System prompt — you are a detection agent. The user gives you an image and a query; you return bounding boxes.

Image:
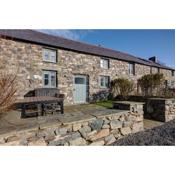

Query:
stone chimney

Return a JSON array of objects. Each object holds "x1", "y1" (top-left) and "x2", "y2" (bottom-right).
[{"x1": 149, "y1": 56, "x2": 157, "y2": 63}]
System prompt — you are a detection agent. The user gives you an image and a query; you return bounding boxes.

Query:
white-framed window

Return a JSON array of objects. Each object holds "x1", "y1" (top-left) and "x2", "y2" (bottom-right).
[
  {"x1": 43, "y1": 48, "x2": 57, "y2": 63},
  {"x1": 129, "y1": 63, "x2": 135, "y2": 75},
  {"x1": 172, "y1": 70, "x2": 175, "y2": 76},
  {"x1": 154, "y1": 67, "x2": 160, "y2": 73},
  {"x1": 99, "y1": 76, "x2": 110, "y2": 88},
  {"x1": 100, "y1": 58, "x2": 109, "y2": 69},
  {"x1": 166, "y1": 80, "x2": 174, "y2": 88},
  {"x1": 42, "y1": 70, "x2": 57, "y2": 88}
]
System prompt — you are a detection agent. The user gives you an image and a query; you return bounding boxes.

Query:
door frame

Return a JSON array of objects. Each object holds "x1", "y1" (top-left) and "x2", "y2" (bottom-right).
[{"x1": 73, "y1": 74, "x2": 89, "y2": 104}]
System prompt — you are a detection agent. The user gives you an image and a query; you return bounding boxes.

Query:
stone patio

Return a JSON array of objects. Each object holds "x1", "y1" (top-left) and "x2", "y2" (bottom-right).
[
  {"x1": 0, "y1": 103, "x2": 164, "y2": 137},
  {"x1": 0, "y1": 104, "x2": 126, "y2": 135}
]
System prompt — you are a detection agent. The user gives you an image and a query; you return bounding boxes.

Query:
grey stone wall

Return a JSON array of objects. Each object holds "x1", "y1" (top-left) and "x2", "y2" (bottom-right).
[
  {"x1": 1, "y1": 37, "x2": 175, "y2": 104},
  {"x1": 145, "y1": 98, "x2": 175, "y2": 122},
  {"x1": 0, "y1": 102, "x2": 144, "y2": 146}
]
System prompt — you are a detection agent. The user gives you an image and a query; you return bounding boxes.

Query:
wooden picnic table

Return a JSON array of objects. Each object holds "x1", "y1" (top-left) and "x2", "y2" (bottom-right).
[{"x1": 16, "y1": 96, "x2": 64, "y2": 118}]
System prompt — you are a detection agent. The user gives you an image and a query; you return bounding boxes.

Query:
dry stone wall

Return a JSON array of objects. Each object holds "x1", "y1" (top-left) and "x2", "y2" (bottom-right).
[
  {"x1": 146, "y1": 98, "x2": 175, "y2": 122},
  {"x1": 0, "y1": 102, "x2": 144, "y2": 146}
]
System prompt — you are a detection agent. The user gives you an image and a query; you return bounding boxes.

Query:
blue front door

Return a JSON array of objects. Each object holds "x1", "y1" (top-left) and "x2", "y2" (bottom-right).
[{"x1": 73, "y1": 75, "x2": 87, "y2": 103}]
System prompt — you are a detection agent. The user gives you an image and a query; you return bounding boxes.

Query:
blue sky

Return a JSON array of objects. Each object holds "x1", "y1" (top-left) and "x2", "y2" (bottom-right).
[{"x1": 39, "y1": 30, "x2": 175, "y2": 68}]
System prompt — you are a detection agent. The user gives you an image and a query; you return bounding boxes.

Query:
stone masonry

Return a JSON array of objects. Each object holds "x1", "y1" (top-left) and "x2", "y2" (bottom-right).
[
  {"x1": 1, "y1": 37, "x2": 175, "y2": 105},
  {"x1": 145, "y1": 98, "x2": 175, "y2": 122},
  {"x1": 0, "y1": 102, "x2": 144, "y2": 146}
]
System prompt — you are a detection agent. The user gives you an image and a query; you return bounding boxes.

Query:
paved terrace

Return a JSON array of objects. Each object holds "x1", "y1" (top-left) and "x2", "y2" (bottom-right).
[
  {"x1": 0, "y1": 104, "x2": 164, "y2": 136},
  {"x1": 0, "y1": 104, "x2": 127, "y2": 135}
]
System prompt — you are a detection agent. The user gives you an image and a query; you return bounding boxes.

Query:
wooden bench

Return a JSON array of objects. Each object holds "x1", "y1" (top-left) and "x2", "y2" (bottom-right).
[{"x1": 17, "y1": 88, "x2": 65, "y2": 118}]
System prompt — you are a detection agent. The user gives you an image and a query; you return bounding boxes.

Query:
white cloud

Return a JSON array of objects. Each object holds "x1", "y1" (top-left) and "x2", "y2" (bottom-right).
[{"x1": 37, "y1": 29, "x2": 91, "y2": 41}]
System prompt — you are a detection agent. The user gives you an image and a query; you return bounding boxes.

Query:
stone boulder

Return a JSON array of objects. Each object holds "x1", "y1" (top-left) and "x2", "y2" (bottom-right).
[
  {"x1": 69, "y1": 137, "x2": 86, "y2": 146},
  {"x1": 132, "y1": 122, "x2": 143, "y2": 133},
  {"x1": 89, "y1": 140, "x2": 105, "y2": 146},
  {"x1": 28, "y1": 138, "x2": 47, "y2": 146},
  {"x1": 88, "y1": 129, "x2": 110, "y2": 141},
  {"x1": 104, "y1": 134, "x2": 116, "y2": 145},
  {"x1": 110, "y1": 120, "x2": 123, "y2": 129},
  {"x1": 120, "y1": 127, "x2": 131, "y2": 136},
  {"x1": 73, "y1": 123, "x2": 82, "y2": 131},
  {"x1": 89, "y1": 119, "x2": 103, "y2": 131},
  {"x1": 79, "y1": 126, "x2": 91, "y2": 138}
]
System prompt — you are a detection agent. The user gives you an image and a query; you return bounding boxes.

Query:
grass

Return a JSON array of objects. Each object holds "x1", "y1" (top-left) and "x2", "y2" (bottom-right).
[{"x1": 94, "y1": 100, "x2": 113, "y2": 108}]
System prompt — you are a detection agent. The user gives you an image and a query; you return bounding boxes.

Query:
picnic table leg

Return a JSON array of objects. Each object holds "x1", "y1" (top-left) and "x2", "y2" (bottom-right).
[
  {"x1": 37, "y1": 104, "x2": 41, "y2": 116},
  {"x1": 41, "y1": 103, "x2": 44, "y2": 116},
  {"x1": 21, "y1": 104, "x2": 26, "y2": 118},
  {"x1": 60, "y1": 101, "x2": 64, "y2": 114}
]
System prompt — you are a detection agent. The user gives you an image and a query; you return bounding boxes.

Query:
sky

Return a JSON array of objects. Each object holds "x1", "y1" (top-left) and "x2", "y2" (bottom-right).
[{"x1": 39, "y1": 30, "x2": 175, "y2": 68}]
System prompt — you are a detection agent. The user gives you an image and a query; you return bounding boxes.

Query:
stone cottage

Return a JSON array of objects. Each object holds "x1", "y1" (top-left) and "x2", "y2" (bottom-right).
[{"x1": 0, "y1": 30, "x2": 175, "y2": 105}]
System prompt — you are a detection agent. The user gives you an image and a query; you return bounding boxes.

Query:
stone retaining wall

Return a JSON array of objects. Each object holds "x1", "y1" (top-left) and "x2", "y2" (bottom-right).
[
  {"x1": 146, "y1": 98, "x2": 175, "y2": 122},
  {"x1": 0, "y1": 102, "x2": 144, "y2": 146}
]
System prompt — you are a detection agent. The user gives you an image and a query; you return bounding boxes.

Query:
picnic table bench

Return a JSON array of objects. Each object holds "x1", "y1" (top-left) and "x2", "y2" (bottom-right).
[{"x1": 16, "y1": 96, "x2": 64, "y2": 118}]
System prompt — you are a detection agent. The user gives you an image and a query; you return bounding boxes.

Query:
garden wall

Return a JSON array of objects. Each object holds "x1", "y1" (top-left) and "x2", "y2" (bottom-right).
[
  {"x1": 0, "y1": 102, "x2": 144, "y2": 146},
  {"x1": 145, "y1": 98, "x2": 175, "y2": 122}
]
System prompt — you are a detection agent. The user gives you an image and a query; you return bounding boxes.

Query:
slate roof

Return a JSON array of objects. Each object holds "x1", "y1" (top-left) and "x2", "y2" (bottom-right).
[{"x1": 0, "y1": 29, "x2": 174, "y2": 71}]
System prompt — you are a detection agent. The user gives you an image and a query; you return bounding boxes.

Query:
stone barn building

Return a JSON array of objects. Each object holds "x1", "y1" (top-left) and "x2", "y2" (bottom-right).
[{"x1": 0, "y1": 30, "x2": 175, "y2": 105}]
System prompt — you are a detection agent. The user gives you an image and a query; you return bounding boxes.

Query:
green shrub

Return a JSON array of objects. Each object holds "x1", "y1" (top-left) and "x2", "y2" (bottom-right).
[
  {"x1": 110, "y1": 78, "x2": 134, "y2": 99},
  {"x1": 138, "y1": 73, "x2": 164, "y2": 96}
]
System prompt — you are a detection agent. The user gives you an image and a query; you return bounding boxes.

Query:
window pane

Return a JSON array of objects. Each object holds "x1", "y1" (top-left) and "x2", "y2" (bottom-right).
[
  {"x1": 75, "y1": 77, "x2": 85, "y2": 84},
  {"x1": 43, "y1": 50, "x2": 50, "y2": 61},
  {"x1": 43, "y1": 71, "x2": 57, "y2": 87},
  {"x1": 43, "y1": 49, "x2": 57, "y2": 62},
  {"x1": 129, "y1": 63, "x2": 134, "y2": 75},
  {"x1": 105, "y1": 77, "x2": 109, "y2": 87},
  {"x1": 100, "y1": 60, "x2": 103, "y2": 68},
  {"x1": 44, "y1": 74, "x2": 49, "y2": 79},
  {"x1": 51, "y1": 75, "x2": 56, "y2": 87},
  {"x1": 44, "y1": 78, "x2": 49, "y2": 86},
  {"x1": 100, "y1": 59, "x2": 109, "y2": 69},
  {"x1": 155, "y1": 68, "x2": 158, "y2": 73},
  {"x1": 100, "y1": 76, "x2": 109, "y2": 88},
  {"x1": 50, "y1": 51, "x2": 56, "y2": 62},
  {"x1": 104, "y1": 60, "x2": 108, "y2": 68},
  {"x1": 100, "y1": 77, "x2": 104, "y2": 87},
  {"x1": 44, "y1": 74, "x2": 49, "y2": 86},
  {"x1": 50, "y1": 72, "x2": 56, "y2": 87}
]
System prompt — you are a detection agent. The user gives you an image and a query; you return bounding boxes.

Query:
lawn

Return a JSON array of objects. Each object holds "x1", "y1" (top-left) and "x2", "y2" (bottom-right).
[{"x1": 94, "y1": 100, "x2": 113, "y2": 108}]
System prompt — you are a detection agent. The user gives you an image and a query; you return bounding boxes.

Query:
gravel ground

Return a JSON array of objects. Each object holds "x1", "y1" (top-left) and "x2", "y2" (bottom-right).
[{"x1": 114, "y1": 119, "x2": 175, "y2": 146}]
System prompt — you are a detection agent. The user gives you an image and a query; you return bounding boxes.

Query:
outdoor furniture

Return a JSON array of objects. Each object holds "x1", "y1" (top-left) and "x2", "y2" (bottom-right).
[
  {"x1": 34, "y1": 88, "x2": 65, "y2": 115},
  {"x1": 16, "y1": 96, "x2": 64, "y2": 118},
  {"x1": 34, "y1": 88, "x2": 60, "y2": 97}
]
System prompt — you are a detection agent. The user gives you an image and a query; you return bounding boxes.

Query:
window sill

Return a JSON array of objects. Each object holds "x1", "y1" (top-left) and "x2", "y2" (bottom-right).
[
  {"x1": 99, "y1": 87, "x2": 109, "y2": 90},
  {"x1": 100, "y1": 67, "x2": 109, "y2": 70},
  {"x1": 42, "y1": 86, "x2": 57, "y2": 89},
  {"x1": 43, "y1": 60, "x2": 57, "y2": 64}
]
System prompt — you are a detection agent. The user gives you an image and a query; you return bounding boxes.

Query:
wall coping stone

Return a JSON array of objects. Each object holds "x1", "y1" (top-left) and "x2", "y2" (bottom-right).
[
  {"x1": 57, "y1": 110, "x2": 130, "y2": 125},
  {"x1": 148, "y1": 98, "x2": 175, "y2": 101},
  {"x1": 113, "y1": 101, "x2": 145, "y2": 105},
  {"x1": 95, "y1": 110, "x2": 129, "y2": 119},
  {"x1": 58, "y1": 115, "x2": 96, "y2": 125},
  {"x1": 39, "y1": 122, "x2": 62, "y2": 130}
]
